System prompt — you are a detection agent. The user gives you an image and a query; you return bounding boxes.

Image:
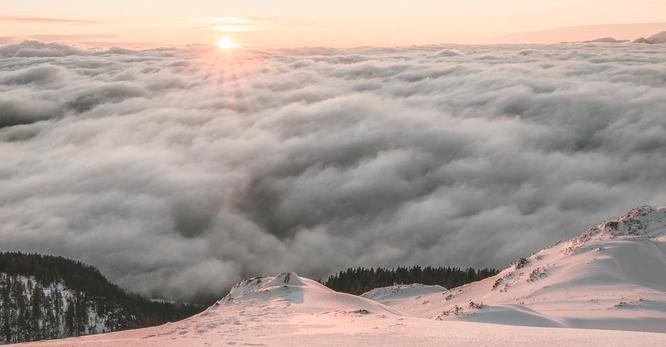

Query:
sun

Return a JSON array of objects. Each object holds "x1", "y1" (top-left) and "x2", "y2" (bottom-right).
[{"x1": 217, "y1": 37, "x2": 236, "y2": 49}]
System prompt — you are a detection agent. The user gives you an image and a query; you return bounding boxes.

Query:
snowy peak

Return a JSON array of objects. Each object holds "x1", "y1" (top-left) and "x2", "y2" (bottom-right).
[
  {"x1": 566, "y1": 206, "x2": 666, "y2": 252},
  {"x1": 359, "y1": 205, "x2": 666, "y2": 332},
  {"x1": 209, "y1": 272, "x2": 402, "y2": 317},
  {"x1": 220, "y1": 272, "x2": 306, "y2": 304},
  {"x1": 598, "y1": 205, "x2": 666, "y2": 237}
]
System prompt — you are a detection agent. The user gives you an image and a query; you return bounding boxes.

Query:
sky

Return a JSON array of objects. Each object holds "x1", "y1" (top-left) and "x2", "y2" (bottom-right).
[{"x1": 1, "y1": 1, "x2": 666, "y2": 47}]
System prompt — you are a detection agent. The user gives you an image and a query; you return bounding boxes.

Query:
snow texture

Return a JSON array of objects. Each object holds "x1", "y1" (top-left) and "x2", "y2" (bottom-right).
[{"x1": 13, "y1": 207, "x2": 666, "y2": 346}]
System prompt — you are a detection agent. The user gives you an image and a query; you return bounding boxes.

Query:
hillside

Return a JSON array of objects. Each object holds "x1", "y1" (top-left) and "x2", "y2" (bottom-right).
[
  {"x1": 634, "y1": 31, "x2": 666, "y2": 44},
  {"x1": 14, "y1": 272, "x2": 665, "y2": 346},
  {"x1": 647, "y1": 31, "x2": 666, "y2": 43},
  {"x1": 363, "y1": 206, "x2": 666, "y2": 332},
  {"x1": 0, "y1": 253, "x2": 200, "y2": 344},
  {"x1": 10, "y1": 206, "x2": 666, "y2": 346},
  {"x1": 583, "y1": 37, "x2": 628, "y2": 43}
]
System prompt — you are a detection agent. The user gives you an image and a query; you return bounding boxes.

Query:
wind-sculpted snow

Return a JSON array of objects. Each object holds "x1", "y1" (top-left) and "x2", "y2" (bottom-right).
[
  {"x1": 15, "y1": 269, "x2": 666, "y2": 347},
  {"x1": 1, "y1": 41, "x2": 666, "y2": 300},
  {"x1": 362, "y1": 283, "x2": 447, "y2": 302},
  {"x1": 207, "y1": 272, "x2": 401, "y2": 316},
  {"x1": 368, "y1": 206, "x2": 666, "y2": 333}
]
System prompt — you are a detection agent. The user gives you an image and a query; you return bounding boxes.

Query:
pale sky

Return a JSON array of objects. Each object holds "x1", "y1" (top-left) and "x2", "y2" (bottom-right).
[{"x1": 1, "y1": 0, "x2": 666, "y2": 47}]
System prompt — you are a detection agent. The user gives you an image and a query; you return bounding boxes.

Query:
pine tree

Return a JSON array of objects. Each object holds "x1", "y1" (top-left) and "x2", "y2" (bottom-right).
[
  {"x1": 1, "y1": 275, "x2": 12, "y2": 343},
  {"x1": 30, "y1": 283, "x2": 43, "y2": 340},
  {"x1": 0, "y1": 252, "x2": 201, "y2": 343},
  {"x1": 64, "y1": 300, "x2": 75, "y2": 337},
  {"x1": 323, "y1": 265, "x2": 499, "y2": 295}
]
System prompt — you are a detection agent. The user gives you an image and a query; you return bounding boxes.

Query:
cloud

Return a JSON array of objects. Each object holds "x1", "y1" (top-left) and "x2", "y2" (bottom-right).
[
  {"x1": 0, "y1": 16, "x2": 99, "y2": 25},
  {"x1": 0, "y1": 40, "x2": 85, "y2": 57},
  {"x1": 0, "y1": 64, "x2": 67, "y2": 85},
  {"x1": 1, "y1": 41, "x2": 665, "y2": 301}
]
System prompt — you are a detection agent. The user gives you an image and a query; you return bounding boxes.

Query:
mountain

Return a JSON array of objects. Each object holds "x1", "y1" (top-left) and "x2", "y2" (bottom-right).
[
  {"x1": 634, "y1": 31, "x2": 666, "y2": 44},
  {"x1": 13, "y1": 206, "x2": 666, "y2": 346},
  {"x1": 15, "y1": 273, "x2": 666, "y2": 346},
  {"x1": 646, "y1": 31, "x2": 666, "y2": 43},
  {"x1": 0, "y1": 252, "x2": 200, "y2": 344},
  {"x1": 364, "y1": 206, "x2": 666, "y2": 332},
  {"x1": 496, "y1": 22, "x2": 666, "y2": 44},
  {"x1": 216, "y1": 272, "x2": 401, "y2": 315},
  {"x1": 583, "y1": 37, "x2": 629, "y2": 43}
]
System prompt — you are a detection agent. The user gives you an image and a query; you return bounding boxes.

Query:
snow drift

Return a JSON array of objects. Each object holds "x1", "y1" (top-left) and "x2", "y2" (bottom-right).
[
  {"x1": 362, "y1": 283, "x2": 447, "y2": 302},
  {"x1": 367, "y1": 206, "x2": 666, "y2": 332},
  {"x1": 12, "y1": 206, "x2": 666, "y2": 346},
  {"x1": 208, "y1": 272, "x2": 401, "y2": 316}
]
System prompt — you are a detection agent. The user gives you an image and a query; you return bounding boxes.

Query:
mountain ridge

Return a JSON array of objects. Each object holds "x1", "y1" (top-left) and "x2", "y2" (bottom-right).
[
  {"x1": 7, "y1": 206, "x2": 666, "y2": 346},
  {"x1": 363, "y1": 205, "x2": 666, "y2": 332},
  {"x1": 0, "y1": 252, "x2": 201, "y2": 344}
]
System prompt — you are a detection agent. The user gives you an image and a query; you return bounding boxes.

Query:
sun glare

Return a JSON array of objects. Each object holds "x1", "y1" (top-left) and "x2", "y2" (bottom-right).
[{"x1": 217, "y1": 37, "x2": 236, "y2": 49}]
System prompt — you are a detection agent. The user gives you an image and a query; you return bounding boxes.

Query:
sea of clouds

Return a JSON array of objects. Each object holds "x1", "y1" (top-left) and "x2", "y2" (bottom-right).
[{"x1": 1, "y1": 41, "x2": 665, "y2": 300}]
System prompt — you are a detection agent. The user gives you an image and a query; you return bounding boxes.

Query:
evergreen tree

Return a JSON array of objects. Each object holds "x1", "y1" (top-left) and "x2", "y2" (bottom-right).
[
  {"x1": 1, "y1": 276, "x2": 12, "y2": 342},
  {"x1": 324, "y1": 265, "x2": 499, "y2": 295},
  {"x1": 0, "y1": 252, "x2": 202, "y2": 343},
  {"x1": 30, "y1": 283, "x2": 43, "y2": 340}
]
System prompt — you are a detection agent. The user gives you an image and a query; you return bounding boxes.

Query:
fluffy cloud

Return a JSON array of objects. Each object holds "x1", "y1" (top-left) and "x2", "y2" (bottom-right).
[{"x1": 1, "y1": 41, "x2": 665, "y2": 300}]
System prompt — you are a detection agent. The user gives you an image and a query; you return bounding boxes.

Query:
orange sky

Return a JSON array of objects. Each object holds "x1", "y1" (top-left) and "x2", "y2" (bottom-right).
[{"x1": 1, "y1": 0, "x2": 666, "y2": 47}]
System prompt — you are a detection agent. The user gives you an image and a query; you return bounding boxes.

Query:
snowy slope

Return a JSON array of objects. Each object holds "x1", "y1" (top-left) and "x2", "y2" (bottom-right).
[
  {"x1": 210, "y1": 272, "x2": 402, "y2": 316},
  {"x1": 12, "y1": 207, "x2": 666, "y2": 346},
  {"x1": 362, "y1": 283, "x2": 447, "y2": 303},
  {"x1": 17, "y1": 272, "x2": 666, "y2": 347},
  {"x1": 367, "y1": 206, "x2": 666, "y2": 332}
]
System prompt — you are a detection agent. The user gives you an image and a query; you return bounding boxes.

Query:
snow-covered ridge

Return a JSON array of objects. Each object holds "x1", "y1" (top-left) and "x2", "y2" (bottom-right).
[
  {"x1": 565, "y1": 205, "x2": 665, "y2": 253},
  {"x1": 12, "y1": 207, "x2": 666, "y2": 346},
  {"x1": 584, "y1": 205, "x2": 664, "y2": 238},
  {"x1": 221, "y1": 272, "x2": 306, "y2": 303},
  {"x1": 203, "y1": 272, "x2": 401, "y2": 317},
  {"x1": 361, "y1": 283, "x2": 447, "y2": 302},
  {"x1": 363, "y1": 205, "x2": 666, "y2": 333}
]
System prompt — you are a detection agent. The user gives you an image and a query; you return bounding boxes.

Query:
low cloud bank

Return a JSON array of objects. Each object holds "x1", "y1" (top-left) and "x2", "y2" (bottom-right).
[{"x1": 1, "y1": 41, "x2": 665, "y2": 300}]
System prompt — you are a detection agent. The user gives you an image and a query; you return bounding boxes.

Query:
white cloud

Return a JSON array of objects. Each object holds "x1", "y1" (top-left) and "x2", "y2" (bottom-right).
[{"x1": 1, "y1": 41, "x2": 665, "y2": 300}]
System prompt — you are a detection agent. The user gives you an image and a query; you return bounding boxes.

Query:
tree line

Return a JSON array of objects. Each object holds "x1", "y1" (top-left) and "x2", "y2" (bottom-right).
[
  {"x1": 0, "y1": 252, "x2": 201, "y2": 344},
  {"x1": 323, "y1": 266, "x2": 498, "y2": 295}
]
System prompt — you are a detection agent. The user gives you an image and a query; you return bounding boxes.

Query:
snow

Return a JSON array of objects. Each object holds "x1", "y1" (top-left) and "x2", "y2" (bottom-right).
[
  {"x1": 16, "y1": 272, "x2": 665, "y2": 347},
  {"x1": 361, "y1": 283, "x2": 447, "y2": 302},
  {"x1": 212, "y1": 272, "x2": 402, "y2": 316},
  {"x1": 367, "y1": 206, "x2": 666, "y2": 333},
  {"x1": 14, "y1": 206, "x2": 666, "y2": 346}
]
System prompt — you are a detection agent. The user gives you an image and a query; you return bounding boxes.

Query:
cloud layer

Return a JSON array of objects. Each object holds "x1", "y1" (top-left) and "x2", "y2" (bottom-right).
[{"x1": 1, "y1": 41, "x2": 665, "y2": 300}]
